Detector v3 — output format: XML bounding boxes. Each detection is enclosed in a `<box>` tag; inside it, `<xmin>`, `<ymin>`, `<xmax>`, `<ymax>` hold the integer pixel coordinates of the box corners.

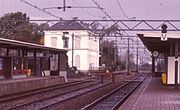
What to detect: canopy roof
<box><xmin>0</xmin><ymin>38</ymin><xmax>67</xmax><ymax>53</ymax></box>
<box><xmin>137</xmin><ymin>33</ymin><xmax>180</xmax><ymax>53</ymax></box>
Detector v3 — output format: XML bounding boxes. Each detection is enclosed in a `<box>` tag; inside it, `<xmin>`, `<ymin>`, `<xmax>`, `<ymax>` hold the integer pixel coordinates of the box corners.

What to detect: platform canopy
<box><xmin>0</xmin><ymin>38</ymin><xmax>67</xmax><ymax>53</ymax></box>
<box><xmin>137</xmin><ymin>33</ymin><xmax>180</xmax><ymax>53</ymax></box>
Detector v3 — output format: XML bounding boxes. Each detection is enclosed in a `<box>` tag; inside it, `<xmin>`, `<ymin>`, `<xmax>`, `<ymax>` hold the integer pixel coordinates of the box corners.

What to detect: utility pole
<box><xmin>114</xmin><ymin>36</ymin><xmax>117</xmax><ymax>70</ymax></box>
<box><xmin>63</xmin><ymin>0</ymin><xmax>66</xmax><ymax>11</ymax></box>
<box><xmin>72</xmin><ymin>33</ymin><xmax>74</xmax><ymax>67</ymax></box>
<box><xmin>108</xmin><ymin>46</ymin><xmax>110</xmax><ymax>68</ymax></box>
<box><xmin>101</xmin><ymin>45</ymin><xmax>103</xmax><ymax>66</ymax></box>
<box><xmin>43</xmin><ymin>0</ymin><xmax>101</xmax><ymax>12</ymax></box>
<box><xmin>127</xmin><ymin>38</ymin><xmax>130</xmax><ymax>75</ymax></box>
<box><xmin>175</xmin><ymin>42</ymin><xmax>178</xmax><ymax>89</ymax></box>
<box><xmin>114</xmin><ymin>47</ymin><xmax>116</xmax><ymax>69</ymax></box>
<box><xmin>136</xmin><ymin>47</ymin><xmax>138</xmax><ymax>73</ymax></box>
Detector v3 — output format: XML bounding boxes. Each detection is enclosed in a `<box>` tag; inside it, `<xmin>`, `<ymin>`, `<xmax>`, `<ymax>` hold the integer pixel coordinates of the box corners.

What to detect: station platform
<box><xmin>119</xmin><ymin>76</ymin><xmax>180</xmax><ymax>110</ymax></box>
<box><xmin>0</xmin><ymin>76</ymin><xmax>65</xmax><ymax>97</ymax></box>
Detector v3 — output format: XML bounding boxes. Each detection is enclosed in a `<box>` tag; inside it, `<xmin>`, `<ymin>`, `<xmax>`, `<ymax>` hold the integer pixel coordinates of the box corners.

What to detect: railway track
<box><xmin>81</xmin><ymin>72</ymin><xmax>148</xmax><ymax>110</ymax></box>
<box><xmin>0</xmin><ymin>73</ymin><xmax>139</xmax><ymax>110</ymax></box>
<box><xmin>0</xmin><ymin>76</ymin><xmax>107</xmax><ymax>109</ymax></box>
<box><xmin>0</xmin><ymin>81</ymin><xmax>94</xmax><ymax>102</ymax></box>
<box><xmin>0</xmin><ymin>76</ymin><xmax>102</xmax><ymax>102</ymax></box>
<box><xmin>11</xmin><ymin>82</ymin><xmax>112</xmax><ymax>110</ymax></box>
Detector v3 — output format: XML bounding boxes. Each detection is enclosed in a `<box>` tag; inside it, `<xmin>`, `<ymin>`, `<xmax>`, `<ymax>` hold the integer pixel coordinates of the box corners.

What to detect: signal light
<box><xmin>161</xmin><ymin>24</ymin><xmax>167</xmax><ymax>33</ymax></box>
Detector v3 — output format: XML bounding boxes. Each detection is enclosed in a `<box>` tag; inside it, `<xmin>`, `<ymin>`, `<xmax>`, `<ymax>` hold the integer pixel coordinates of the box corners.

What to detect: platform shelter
<box><xmin>137</xmin><ymin>33</ymin><xmax>180</xmax><ymax>87</ymax></box>
<box><xmin>0</xmin><ymin>38</ymin><xmax>68</xmax><ymax>80</ymax></box>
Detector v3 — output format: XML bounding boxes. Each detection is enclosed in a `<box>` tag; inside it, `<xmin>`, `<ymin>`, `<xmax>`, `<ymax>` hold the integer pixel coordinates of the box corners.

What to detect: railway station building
<box><xmin>137</xmin><ymin>33</ymin><xmax>180</xmax><ymax>87</ymax></box>
<box><xmin>44</xmin><ymin>20</ymin><xmax>100</xmax><ymax>72</ymax></box>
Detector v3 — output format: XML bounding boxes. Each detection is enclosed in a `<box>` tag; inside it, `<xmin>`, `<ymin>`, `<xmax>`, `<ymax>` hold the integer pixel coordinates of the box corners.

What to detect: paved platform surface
<box><xmin>119</xmin><ymin>76</ymin><xmax>180</xmax><ymax>110</ymax></box>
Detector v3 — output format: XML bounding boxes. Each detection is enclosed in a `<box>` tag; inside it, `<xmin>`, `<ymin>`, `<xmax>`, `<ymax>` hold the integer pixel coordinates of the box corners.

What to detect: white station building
<box><xmin>44</xmin><ymin>20</ymin><xmax>100</xmax><ymax>72</ymax></box>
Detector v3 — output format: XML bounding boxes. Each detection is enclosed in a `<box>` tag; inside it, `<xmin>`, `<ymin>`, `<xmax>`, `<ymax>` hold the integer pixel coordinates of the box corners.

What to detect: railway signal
<box><xmin>161</xmin><ymin>24</ymin><xmax>168</xmax><ymax>41</ymax></box>
<box><xmin>161</xmin><ymin>24</ymin><xmax>167</xmax><ymax>33</ymax></box>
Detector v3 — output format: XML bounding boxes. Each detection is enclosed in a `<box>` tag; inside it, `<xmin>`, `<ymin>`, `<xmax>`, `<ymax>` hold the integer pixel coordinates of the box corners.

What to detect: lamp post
<box><xmin>127</xmin><ymin>38</ymin><xmax>130</xmax><ymax>75</ymax></box>
<box><xmin>72</xmin><ymin>33</ymin><xmax>74</xmax><ymax>67</ymax></box>
<box><xmin>101</xmin><ymin>44</ymin><xmax>103</xmax><ymax>66</ymax></box>
<box><xmin>63</xmin><ymin>0</ymin><xmax>66</xmax><ymax>11</ymax></box>
<box><xmin>136</xmin><ymin>47</ymin><xmax>138</xmax><ymax>73</ymax></box>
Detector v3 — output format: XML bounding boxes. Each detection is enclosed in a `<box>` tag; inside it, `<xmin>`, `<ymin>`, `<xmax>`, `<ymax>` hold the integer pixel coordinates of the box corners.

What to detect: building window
<box><xmin>51</xmin><ymin>37</ymin><xmax>57</xmax><ymax>48</ymax></box>
<box><xmin>75</xmin><ymin>36</ymin><xmax>81</xmax><ymax>49</ymax></box>
<box><xmin>51</xmin><ymin>54</ymin><xmax>58</xmax><ymax>71</ymax></box>
<box><xmin>63</xmin><ymin>36</ymin><xmax>69</xmax><ymax>48</ymax></box>
<box><xmin>75</xmin><ymin>55</ymin><xmax>80</xmax><ymax>68</ymax></box>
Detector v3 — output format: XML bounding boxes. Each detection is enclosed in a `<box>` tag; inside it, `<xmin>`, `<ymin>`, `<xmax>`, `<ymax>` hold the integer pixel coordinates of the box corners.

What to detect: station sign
<box><xmin>161</xmin><ymin>33</ymin><xmax>167</xmax><ymax>41</ymax></box>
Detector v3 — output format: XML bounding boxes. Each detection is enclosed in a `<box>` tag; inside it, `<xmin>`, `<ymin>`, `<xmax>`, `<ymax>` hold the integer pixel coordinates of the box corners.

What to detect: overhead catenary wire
<box><xmin>19</xmin><ymin>0</ymin><xmax>62</xmax><ymax>20</ymax></box>
<box><xmin>89</xmin><ymin>0</ymin><xmax>142</xmax><ymax>52</ymax></box>
<box><xmin>43</xmin><ymin>0</ymin><xmax>103</xmax><ymax>13</ymax></box>
<box><xmin>116</xmin><ymin>0</ymin><xmax>130</xmax><ymax>19</ymax></box>
<box><xmin>91</xmin><ymin>0</ymin><xmax>130</xmax><ymax>37</ymax></box>
<box><xmin>43</xmin><ymin>6</ymin><xmax>103</xmax><ymax>10</ymax></box>
<box><xmin>91</xmin><ymin>0</ymin><xmax>114</xmax><ymax>21</ymax></box>
<box><xmin>72</xmin><ymin>0</ymin><xmax>98</xmax><ymax>18</ymax></box>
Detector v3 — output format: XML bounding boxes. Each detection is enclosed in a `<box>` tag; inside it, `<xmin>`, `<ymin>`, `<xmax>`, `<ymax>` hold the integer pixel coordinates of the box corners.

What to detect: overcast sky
<box><xmin>0</xmin><ymin>0</ymin><xmax>180</xmax><ymax>20</ymax></box>
<box><xmin>2</xmin><ymin>0</ymin><xmax>174</xmax><ymax>61</ymax></box>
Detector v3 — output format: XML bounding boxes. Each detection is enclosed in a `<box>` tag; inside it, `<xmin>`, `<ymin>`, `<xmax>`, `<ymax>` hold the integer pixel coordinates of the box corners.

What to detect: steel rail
<box><xmin>81</xmin><ymin>73</ymin><xmax>148</xmax><ymax>110</ymax></box>
<box><xmin>0</xmin><ymin>76</ymin><xmax>103</xmax><ymax>104</ymax></box>
<box><xmin>0</xmin><ymin>81</ymin><xmax>88</xmax><ymax>103</ymax></box>
<box><xmin>12</xmin><ymin>82</ymin><xmax>112</xmax><ymax>110</ymax></box>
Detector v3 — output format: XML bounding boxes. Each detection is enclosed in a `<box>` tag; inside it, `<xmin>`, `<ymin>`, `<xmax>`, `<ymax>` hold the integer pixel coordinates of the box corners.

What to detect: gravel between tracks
<box><xmin>0</xmin><ymin>81</ymin><xmax>98</xmax><ymax>109</ymax></box>
<box><xmin>0</xmin><ymin>73</ymin><xmax>138</xmax><ymax>110</ymax></box>
<box><xmin>52</xmin><ymin>73</ymin><xmax>139</xmax><ymax>110</ymax></box>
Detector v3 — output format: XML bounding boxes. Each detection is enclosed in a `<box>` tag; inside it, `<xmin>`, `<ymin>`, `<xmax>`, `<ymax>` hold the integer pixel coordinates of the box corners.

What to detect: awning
<box><xmin>0</xmin><ymin>38</ymin><xmax>67</xmax><ymax>53</ymax></box>
<box><xmin>137</xmin><ymin>33</ymin><xmax>180</xmax><ymax>53</ymax></box>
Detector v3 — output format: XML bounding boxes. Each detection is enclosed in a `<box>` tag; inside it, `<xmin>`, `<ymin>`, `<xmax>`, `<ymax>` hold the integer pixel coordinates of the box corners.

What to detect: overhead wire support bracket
<box><xmin>19</xmin><ymin>0</ymin><xmax>62</xmax><ymax>20</ymax></box>
<box><xmin>43</xmin><ymin>6</ymin><xmax>103</xmax><ymax>10</ymax></box>
<box><xmin>43</xmin><ymin>0</ymin><xmax>103</xmax><ymax>11</ymax></box>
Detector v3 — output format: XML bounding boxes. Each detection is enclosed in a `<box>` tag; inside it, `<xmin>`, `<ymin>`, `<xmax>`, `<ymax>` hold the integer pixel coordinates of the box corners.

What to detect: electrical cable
<box><xmin>91</xmin><ymin>0</ymin><xmax>114</xmax><ymax>20</ymax></box>
<box><xmin>90</xmin><ymin>0</ymin><xmax>144</xmax><ymax>53</ymax></box>
<box><xmin>19</xmin><ymin>0</ymin><xmax>61</xmax><ymax>20</ymax></box>
<box><xmin>91</xmin><ymin>0</ymin><xmax>129</xmax><ymax>37</ymax></box>
<box><xmin>116</xmin><ymin>0</ymin><xmax>130</xmax><ymax>19</ymax></box>
<box><xmin>72</xmin><ymin>0</ymin><xmax>97</xmax><ymax>18</ymax></box>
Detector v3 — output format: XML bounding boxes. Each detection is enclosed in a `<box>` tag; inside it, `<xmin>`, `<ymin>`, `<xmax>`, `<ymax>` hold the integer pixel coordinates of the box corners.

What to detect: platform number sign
<box><xmin>161</xmin><ymin>33</ymin><xmax>167</xmax><ymax>41</ymax></box>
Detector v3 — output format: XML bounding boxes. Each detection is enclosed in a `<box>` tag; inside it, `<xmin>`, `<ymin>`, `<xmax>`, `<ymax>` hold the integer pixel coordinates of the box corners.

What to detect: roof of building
<box><xmin>138</xmin><ymin>33</ymin><xmax>180</xmax><ymax>39</ymax></box>
<box><xmin>137</xmin><ymin>33</ymin><xmax>180</xmax><ymax>53</ymax></box>
<box><xmin>48</xmin><ymin>20</ymin><xmax>88</xmax><ymax>30</ymax></box>
<box><xmin>0</xmin><ymin>38</ymin><xmax>67</xmax><ymax>53</ymax></box>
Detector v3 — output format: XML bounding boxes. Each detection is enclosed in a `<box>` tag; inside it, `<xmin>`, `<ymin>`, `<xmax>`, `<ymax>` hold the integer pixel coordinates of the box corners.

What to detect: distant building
<box><xmin>44</xmin><ymin>20</ymin><xmax>99</xmax><ymax>72</ymax></box>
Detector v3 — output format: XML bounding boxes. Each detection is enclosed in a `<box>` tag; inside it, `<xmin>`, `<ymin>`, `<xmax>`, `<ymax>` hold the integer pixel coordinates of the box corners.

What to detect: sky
<box><xmin>0</xmin><ymin>0</ymin><xmax>180</xmax><ymax>20</ymax></box>
<box><xmin>0</xmin><ymin>0</ymin><xmax>179</xmax><ymax>63</ymax></box>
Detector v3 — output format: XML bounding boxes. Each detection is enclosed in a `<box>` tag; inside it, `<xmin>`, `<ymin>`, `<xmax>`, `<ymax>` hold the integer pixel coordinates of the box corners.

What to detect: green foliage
<box><xmin>100</xmin><ymin>40</ymin><xmax>136</xmax><ymax>70</ymax></box>
<box><xmin>119</xmin><ymin>52</ymin><xmax>136</xmax><ymax>70</ymax></box>
<box><xmin>0</xmin><ymin>12</ymin><xmax>49</xmax><ymax>44</ymax></box>
<box><xmin>100</xmin><ymin>40</ymin><xmax>119</xmax><ymax>68</ymax></box>
<box><xmin>141</xmin><ymin>63</ymin><xmax>151</xmax><ymax>69</ymax></box>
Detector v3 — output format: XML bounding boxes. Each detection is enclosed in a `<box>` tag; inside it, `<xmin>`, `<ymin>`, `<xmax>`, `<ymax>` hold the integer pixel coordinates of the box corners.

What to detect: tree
<box><xmin>100</xmin><ymin>40</ymin><xmax>120</xmax><ymax>69</ymax></box>
<box><xmin>0</xmin><ymin>12</ymin><xmax>48</xmax><ymax>44</ymax></box>
<box><xmin>119</xmin><ymin>52</ymin><xmax>135</xmax><ymax>70</ymax></box>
